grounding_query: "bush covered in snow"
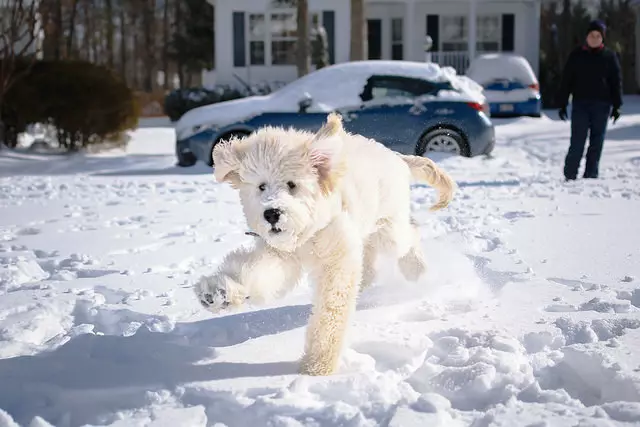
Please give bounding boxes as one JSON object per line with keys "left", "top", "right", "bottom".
{"left": 2, "top": 59, "right": 139, "bottom": 151}
{"left": 163, "top": 81, "right": 287, "bottom": 122}
{"left": 163, "top": 86, "right": 245, "bottom": 122}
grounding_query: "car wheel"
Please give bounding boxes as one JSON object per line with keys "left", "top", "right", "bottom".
{"left": 416, "top": 127, "right": 470, "bottom": 157}
{"left": 176, "top": 151, "right": 197, "bottom": 167}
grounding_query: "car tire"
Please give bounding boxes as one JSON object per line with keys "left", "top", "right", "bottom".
{"left": 176, "top": 151, "right": 197, "bottom": 167}
{"left": 416, "top": 127, "right": 470, "bottom": 158}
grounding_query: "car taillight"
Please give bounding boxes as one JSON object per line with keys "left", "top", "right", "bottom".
{"left": 528, "top": 83, "right": 540, "bottom": 91}
{"left": 467, "top": 102, "right": 490, "bottom": 115}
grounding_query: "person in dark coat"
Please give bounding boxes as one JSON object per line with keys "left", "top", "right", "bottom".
{"left": 556, "top": 19, "right": 622, "bottom": 180}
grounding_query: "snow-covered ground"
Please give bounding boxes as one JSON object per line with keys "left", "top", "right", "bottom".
{"left": 1, "top": 101, "right": 640, "bottom": 427}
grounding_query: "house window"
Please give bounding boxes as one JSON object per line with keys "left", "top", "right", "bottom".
{"left": 270, "top": 12, "right": 297, "bottom": 65}
{"left": 270, "top": 0, "right": 296, "bottom": 7}
{"left": 391, "top": 18, "right": 403, "bottom": 60}
{"left": 477, "top": 15, "right": 500, "bottom": 52}
{"left": 441, "top": 16, "right": 467, "bottom": 52}
{"left": 249, "top": 14, "right": 266, "bottom": 65}
{"left": 440, "top": 15, "right": 501, "bottom": 52}
{"left": 245, "top": 9, "right": 325, "bottom": 66}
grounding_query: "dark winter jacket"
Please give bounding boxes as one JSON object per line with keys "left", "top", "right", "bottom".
{"left": 556, "top": 45, "right": 623, "bottom": 110}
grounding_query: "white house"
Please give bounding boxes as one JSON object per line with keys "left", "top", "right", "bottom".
{"left": 206, "top": 0, "right": 541, "bottom": 87}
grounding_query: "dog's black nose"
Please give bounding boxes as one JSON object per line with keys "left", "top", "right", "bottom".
{"left": 263, "top": 208, "right": 281, "bottom": 225}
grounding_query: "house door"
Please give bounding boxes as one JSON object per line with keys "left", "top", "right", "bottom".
{"left": 367, "top": 19, "right": 382, "bottom": 59}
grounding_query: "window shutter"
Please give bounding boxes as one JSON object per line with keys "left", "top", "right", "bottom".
{"left": 501, "top": 14, "right": 515, "bottom": 52}
{"left": 426, "top": 15, "right": 439, "bottom": 52}
{"left": 322, "top": 11, "right": 335, "bottom": 64}
{"left": 233, "top": 12, "right": 246, "bottom": 67}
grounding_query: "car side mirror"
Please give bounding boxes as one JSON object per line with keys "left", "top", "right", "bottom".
{"left": 298, "top": 93, "right": 313, "bottom": 113}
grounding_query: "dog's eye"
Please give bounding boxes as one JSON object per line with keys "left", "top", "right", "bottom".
{"left": 287, "top": 181, "right": 296, "bottom": 190}
{"left": 258, "top": 183, "right": 266, "bottom": 191}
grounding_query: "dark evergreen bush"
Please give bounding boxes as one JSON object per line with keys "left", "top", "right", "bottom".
{"left": 2, "top": 59, "right": 139, "bottom": 151}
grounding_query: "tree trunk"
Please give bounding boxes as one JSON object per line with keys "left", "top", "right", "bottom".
{"left": 141, "top": 0, "right": 156, "bottom": 92}
{"left": 66, "top": 0, "right": 79, "bottom": 58}
{"left": 119, "top": 1, "right": 127, "bottom": 81}
{"left": 296, "top": 0, "right": 310, "bottom": 77}
{"left": 105, "top": 0, "right": 115, "bottom": 69}
{"left": 350, "top": 0, "right": 366, "bottom": 61}
{"left": 162, "top": 0, "right": 171, "bottom": 89}
{"left": 131, "top": 3, "right": 140, "bottom": 89}
{"left": 560, "top": 0, "right": 571, "bottom": 64}
{"left": 53, "top": 0, "right": 63, "bottom": 59}
{"left": 174, "top": 0, "right": 184, "bottom": 87}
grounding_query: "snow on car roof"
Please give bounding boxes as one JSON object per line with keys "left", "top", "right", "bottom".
{"left": 466, "top": 54, "right": 537, "bottom": 85}
{"left": 271, "top": 60, "right": 485, "bottom": 108}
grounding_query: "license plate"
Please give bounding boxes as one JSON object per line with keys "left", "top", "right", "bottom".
{"left": 499, "top": 103, "right": 514, "bottom": 112}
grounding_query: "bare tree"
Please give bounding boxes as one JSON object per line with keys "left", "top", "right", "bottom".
{"left": 162, "top": 0, "right": 171, "bottom": 88}
{"left": 105, "top": 0, "right": 114, "bottom": 68}
{"left": 141, "top": 0, "right": 157, "bottom": 91}
{"left": 296, "top": 0, "right": 310, "bottom": 77}
{"left": 0, "top": 0, "right": 40, "bottom": 146}
{"left": 65, "top": 0, "right": 79, "bottom": 58}
{"left": 350, "top": 0, "right": 366, "bottom": 61}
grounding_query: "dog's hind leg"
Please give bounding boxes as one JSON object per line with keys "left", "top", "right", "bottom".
{"left": 397, "top": 219, "right": 426, "bottom": 282}
{"left": 361, "top": 233, "right": 381, "bottom": 291}
{"left": 299, "top": 215, "right": 362, "bottom": 376}
{"left": 376, "top": 216, "right": 426, "bottom": 282}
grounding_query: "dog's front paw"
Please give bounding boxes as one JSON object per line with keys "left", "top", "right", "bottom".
{"left": 194, "top": 274, "right": 248, "bottom": 313}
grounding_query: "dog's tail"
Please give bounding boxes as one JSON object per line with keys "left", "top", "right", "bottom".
{"left": 314, "top": 112, "right": 346, "bottom": 139}
{"left": 400, "top": 155, "right": 456, "bottom": 211}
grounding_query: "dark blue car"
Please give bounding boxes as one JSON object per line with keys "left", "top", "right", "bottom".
{"left": 174, "top": 60, "right": 495, "bottom": 167}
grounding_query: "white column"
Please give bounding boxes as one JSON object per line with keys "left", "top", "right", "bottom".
{"left": 468, "top": 0, "right": 477, "bottom": 64}
{"left": 405, "top": 0, "right": 416, "bottom": 60}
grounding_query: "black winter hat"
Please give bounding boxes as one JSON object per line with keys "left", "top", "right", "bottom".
{"left": 586, "top": 20, "right": 606, "bottom": 37}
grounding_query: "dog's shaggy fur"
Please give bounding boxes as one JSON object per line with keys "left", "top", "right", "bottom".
{"left": 194, "top": 113, "right": 456, "bottom": 376}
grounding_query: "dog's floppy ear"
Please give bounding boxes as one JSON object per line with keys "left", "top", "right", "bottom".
{"left": 212, "top": 137, "right": 244, "bottom": 187}
{"left": 308, "top": 113, "right": 345, "bottom": 195}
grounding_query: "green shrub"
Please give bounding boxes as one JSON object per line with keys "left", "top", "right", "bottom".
{"left": 2, "top": 59, "right": 139, "bottom": 151}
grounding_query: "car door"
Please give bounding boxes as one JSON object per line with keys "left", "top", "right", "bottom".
{"left": 340, "top": 75, "right": 439, "bottom": 152}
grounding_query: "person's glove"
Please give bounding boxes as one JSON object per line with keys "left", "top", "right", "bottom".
{"left": 611, "top": 108, "right": 621, "bottom": 124}
{"left": 558, "top": 106, "right": 568, "bottom": 121}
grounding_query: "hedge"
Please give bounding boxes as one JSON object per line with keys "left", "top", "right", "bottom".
{"left": 1, "top": 59, "right": 139, "bottom": 150}
{"left": 163, "top": 86, "right": 245, "bottom": 122}
{"left": 163, "top": 81, "right": 286, "bottom": 122}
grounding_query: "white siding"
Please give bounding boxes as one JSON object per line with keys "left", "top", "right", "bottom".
{"left": 211, "top": 0, "right": 541, "bottom": 87}
{"left": 412, "top": 0, "right": 540, "bottom": 75}
{"left": 213, "top": 0, "right": 349, "bottom": 86}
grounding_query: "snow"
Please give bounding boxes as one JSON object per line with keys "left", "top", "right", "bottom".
{"left": 175, "top": 60, "right": 485, "bottom": 140}
{"left": 466, "top": 54, "right": 540, "bottom": 104}
{"left": 466, "top": 53, "right": 538, "bottom": 86}
{"left": 1, "top": 97, "right": 640, "bottom": 427}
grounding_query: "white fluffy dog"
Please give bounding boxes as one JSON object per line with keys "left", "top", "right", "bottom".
{"left": 194, "top": 113, "right": 456, "bottom": 376}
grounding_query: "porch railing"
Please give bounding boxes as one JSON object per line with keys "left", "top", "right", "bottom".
{"left": 428, "top": 51, "right": 500, "bottom": 75}
{"left": 429, "top": 51, "right": 470, "bottom": 75}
